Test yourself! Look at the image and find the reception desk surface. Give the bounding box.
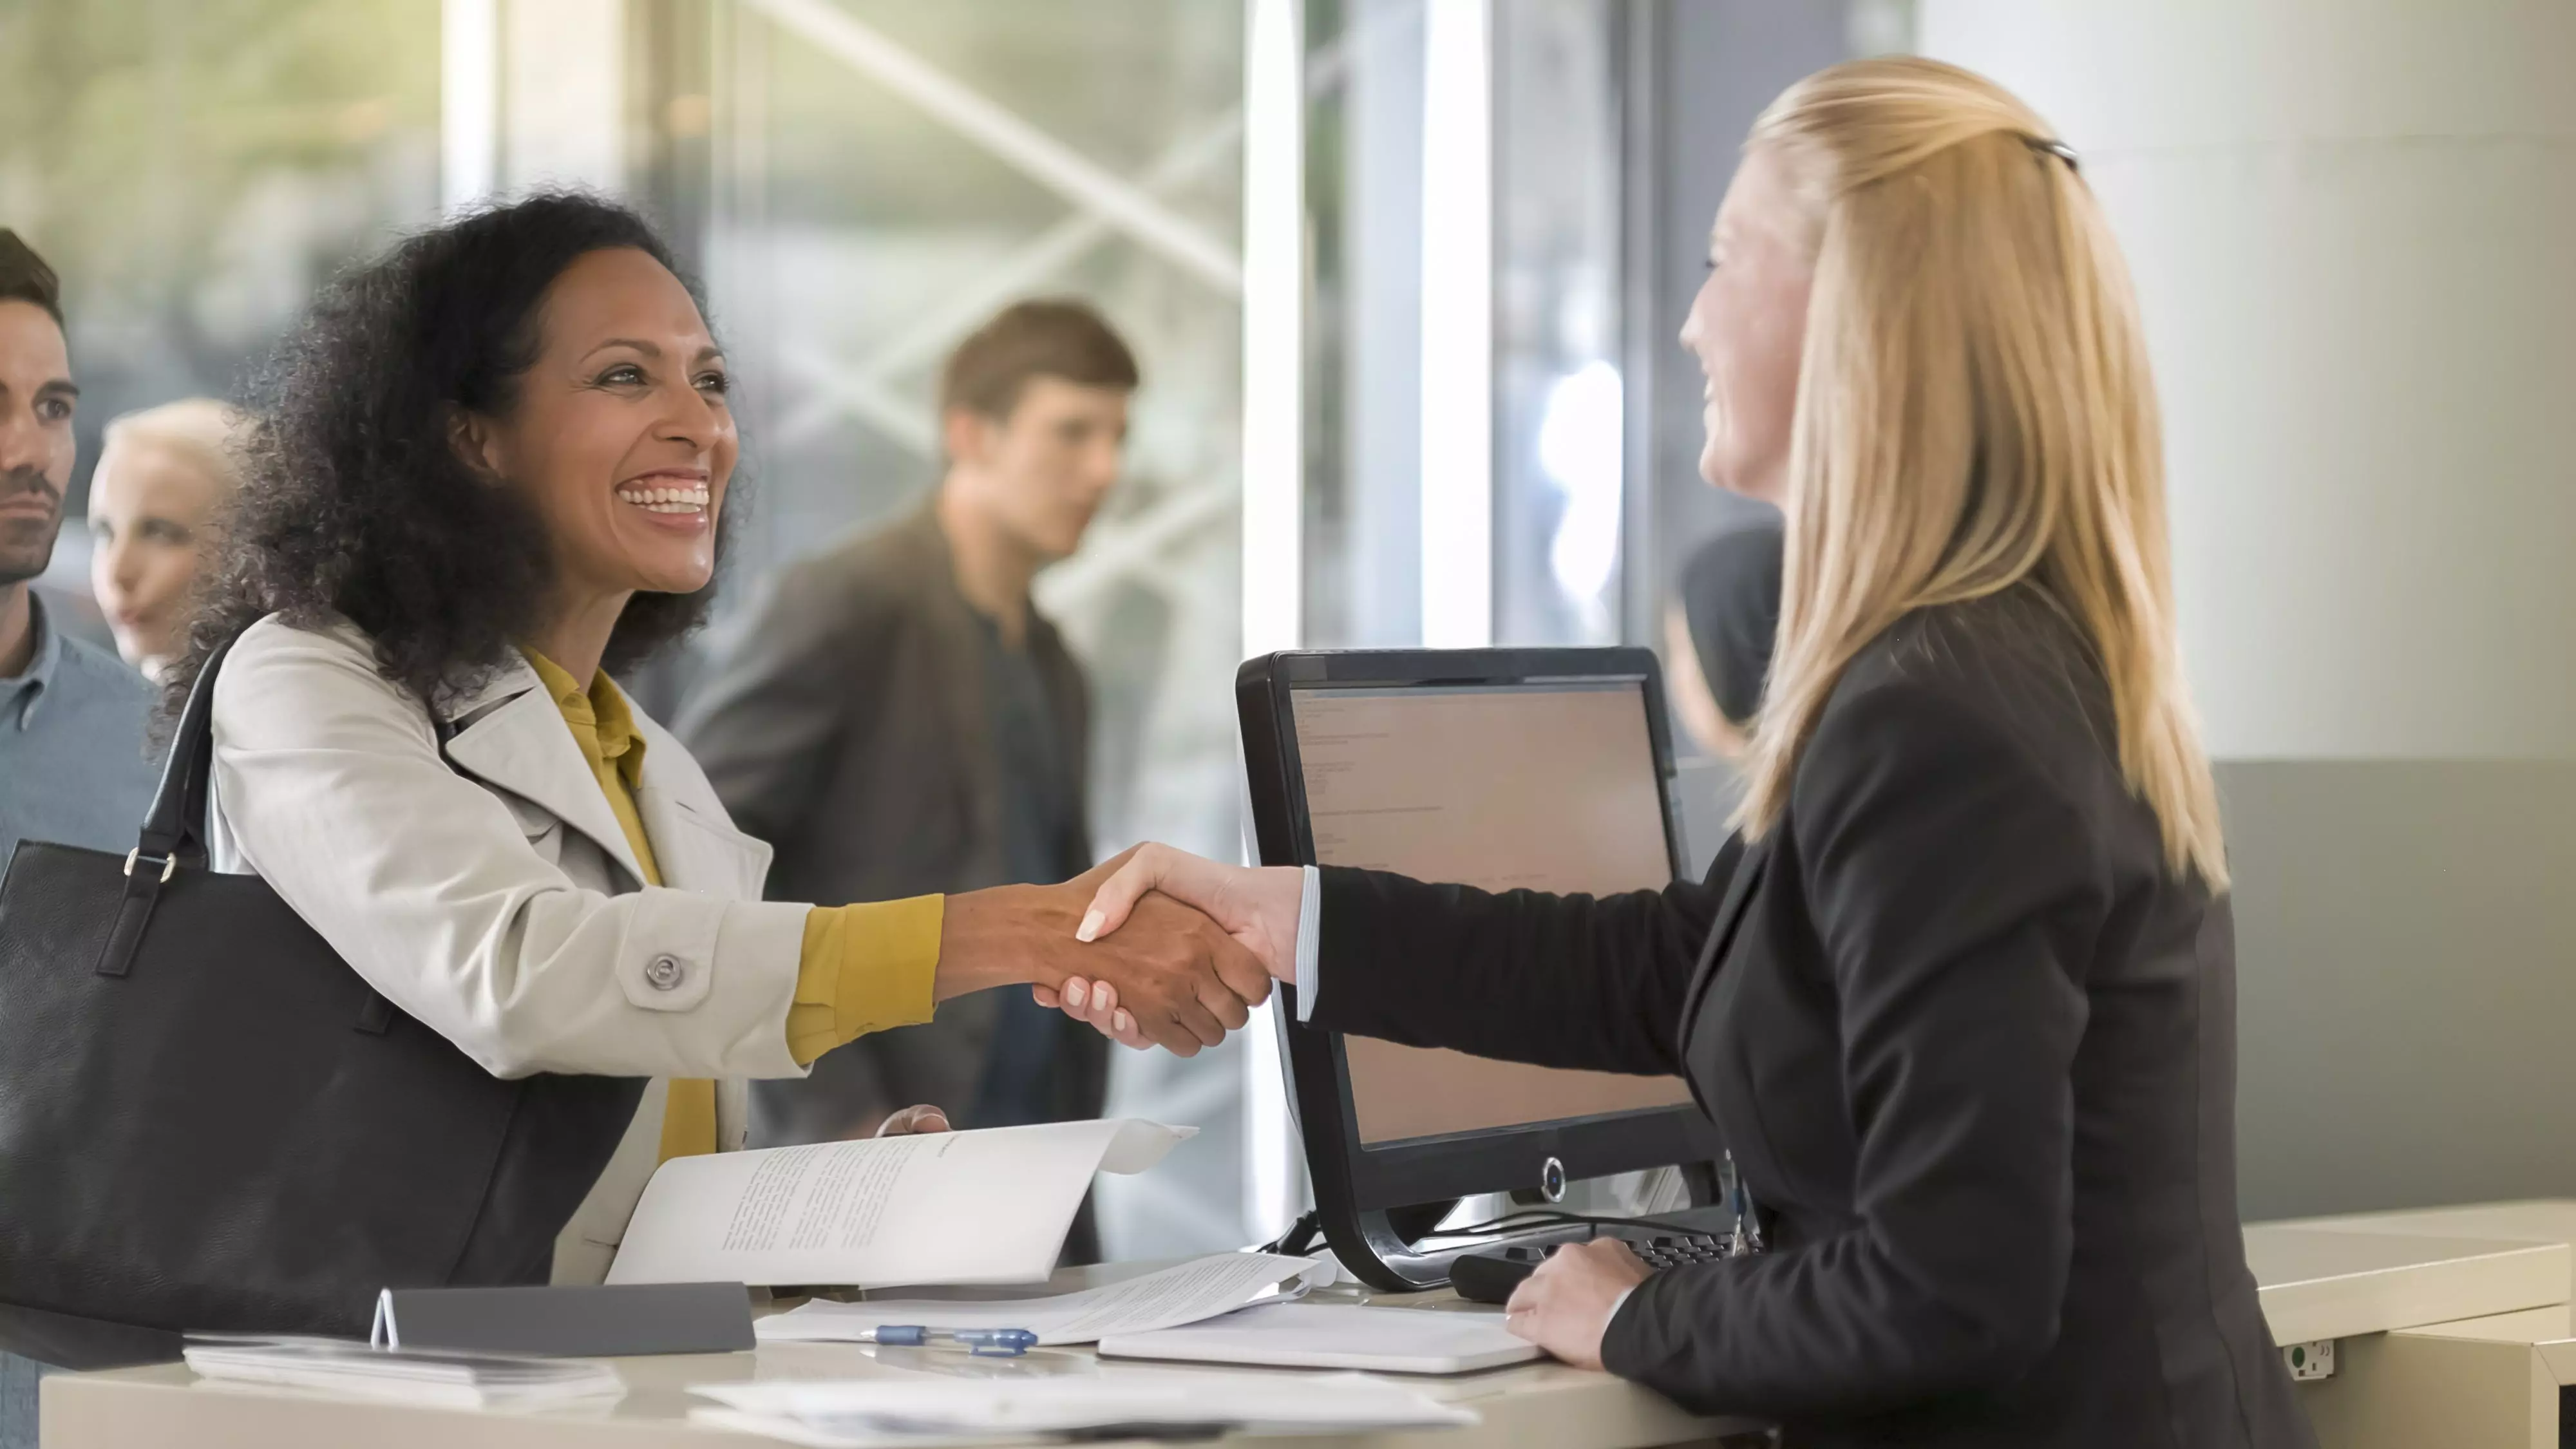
[2245,1222,2570,1343]
[43,1276,1754,1449]
[48,1206,2576,1448]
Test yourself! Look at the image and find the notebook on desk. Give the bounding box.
[1095,1302,1542,1374]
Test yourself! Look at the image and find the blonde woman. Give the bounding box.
[88,398,246,680]
[1050,59,2308,1446]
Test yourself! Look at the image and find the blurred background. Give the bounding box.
[5,0,2572,1256]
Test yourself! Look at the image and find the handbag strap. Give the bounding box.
[131,634,238,872]
[95,634,237,981]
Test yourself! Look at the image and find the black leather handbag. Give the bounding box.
[0,635,643,1364]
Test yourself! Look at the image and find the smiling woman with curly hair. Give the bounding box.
[172,198,715,712]
[164,193,1271,1288]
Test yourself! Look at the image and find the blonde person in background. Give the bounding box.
[1047,59,2311,1447]
[88,398,246,681]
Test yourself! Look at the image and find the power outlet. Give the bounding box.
[2282,1340,2336,1381]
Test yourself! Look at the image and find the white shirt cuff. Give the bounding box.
[1294,865,1321,1023]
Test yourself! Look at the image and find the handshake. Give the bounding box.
[934,845,1306,1056]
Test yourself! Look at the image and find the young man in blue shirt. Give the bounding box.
[0,229,157,1449]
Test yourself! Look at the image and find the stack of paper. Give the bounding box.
[690,1373,1476,1444]
[182,1337,624,1410]
[757,1253,1329,1347]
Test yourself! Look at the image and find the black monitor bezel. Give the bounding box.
[1238,647,1725,1221]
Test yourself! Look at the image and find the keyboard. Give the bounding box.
[1448,1223,1730,1305]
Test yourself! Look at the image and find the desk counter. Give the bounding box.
[54,1207,2576,1449]
[2256,1200,2576,1449]
[2244,1223,2570,1343]
[43,1282,1753,1449]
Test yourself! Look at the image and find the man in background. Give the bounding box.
[0,231,156,1449]
[681,300,1136,1252]
[0,231,154,866]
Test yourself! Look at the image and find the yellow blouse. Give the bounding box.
[520,650,943,1163]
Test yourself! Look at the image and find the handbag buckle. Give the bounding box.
[123,848,177,884]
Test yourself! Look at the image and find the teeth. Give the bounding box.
[618,482,710,515]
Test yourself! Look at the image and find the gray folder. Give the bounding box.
[371,1282,754,1357]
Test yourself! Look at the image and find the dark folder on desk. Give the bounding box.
[372,1282,754,1357]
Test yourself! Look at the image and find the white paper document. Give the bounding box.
[757,1253,1327,1347]
[689,1372,1475,1445]
[605,1119,1193,1289]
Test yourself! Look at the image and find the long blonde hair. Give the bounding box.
[1734,57,2226,889]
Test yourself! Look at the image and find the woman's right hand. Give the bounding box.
[1043,845,1303,1048]
[874,1104,951,1137]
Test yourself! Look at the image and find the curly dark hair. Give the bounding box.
[166,193,734,719]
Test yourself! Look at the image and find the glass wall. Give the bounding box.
[0,0,443,636]
[1,0,1264,1259]
[683,0,1253,1258]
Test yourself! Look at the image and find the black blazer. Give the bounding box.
[1311,589,2312,1448]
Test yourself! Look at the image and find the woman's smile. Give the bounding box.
[615,467,713,522]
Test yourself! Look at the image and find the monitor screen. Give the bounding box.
[1289,680,1696,1146]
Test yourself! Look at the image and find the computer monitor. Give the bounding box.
[1239,648,1725,1290]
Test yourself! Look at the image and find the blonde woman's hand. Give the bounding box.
[940,848,1272,1057]
[1036,844,1304,1050]
[1502,1238,1649,1370]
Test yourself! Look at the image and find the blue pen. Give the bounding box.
[858,1325,1039,1357]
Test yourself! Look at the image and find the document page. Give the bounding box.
[755,1253,1326,1346]
[605,1119,1193,1289]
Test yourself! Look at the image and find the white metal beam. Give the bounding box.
[440,0,499,211]
[774,23,1375,451]
[775,111,1248,448]
[774,342,939,457]
[1240,0,1307,1245]
[1241,0,1305,667]
[1035,484,1235,612]
[741,0,1244,293]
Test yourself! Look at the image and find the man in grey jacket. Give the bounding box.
[681,301,1136,1240]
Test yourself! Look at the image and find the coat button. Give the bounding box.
[644,954,687,991]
